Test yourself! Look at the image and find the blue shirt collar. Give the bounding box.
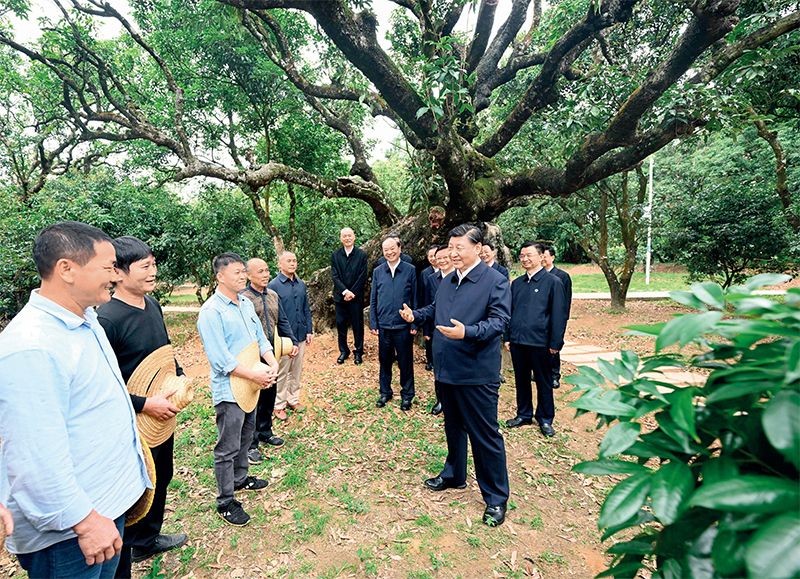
[28,290,92,330]
[214,288,239,305]
[277,272,295,284]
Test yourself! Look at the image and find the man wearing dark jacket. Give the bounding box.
[543,246,572,389]
[419,245,439,371]
[480,242,509,279]
[400,224,511,527]
[423,245,454,415]
[331,228,368,365]
[370,236,417,410]
[504,242,567,438]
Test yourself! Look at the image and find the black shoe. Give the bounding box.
[505,416,533,428]
[430,401,442,415]
[401,399,412,411]
[483,503,507,527]
[540,422,556,437]
[424,476,467,492]
[424,362,433,371]
[553,380,560,389]
[217,500,250,526]
[354,353,363,365]
[261,434,284,447]
[376,395,392,408]
[131,533,188,563]
[234,476,269,491]
[337,353,349,364]
[247,448,263,464]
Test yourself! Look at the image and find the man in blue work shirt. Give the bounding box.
[370,236,417,411]
[0,221,150,577]
[269,251,313,417]
[400,224,511,526]
[504,242,567,437]
[197,253,280,527]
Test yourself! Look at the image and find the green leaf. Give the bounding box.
[571,395,637,417]
[762,390,800,469]
[415,106,429,119]
[599,472,652,529]
[787,341,800,384]
[619,350,640,381]
[607,538,654,555]
[651,461,694,525]
[745,512,800,578]
[656,311,724,352]
[595,561,645,578]
[669,388,699,443]
[690,281,725,309]
[742,273,791,291]
[599,422,641,458]
[626,322,665,336]
[701,456,737,485]
[573,459,649,476]
[688,475,799,514]
[597,358,622,384]
[711,530,746,577]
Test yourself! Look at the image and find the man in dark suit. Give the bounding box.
[370,236,417,411]
[423,245,454,415]
[419,245,440,371]
[400,224,511,527]
[480,242,509,279]
[331,227,368,365]
[505,242,567,438]
[543,246,572,389]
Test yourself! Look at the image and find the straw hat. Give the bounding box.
[127,345,195,447]
[126,436,156,527]
[230,341,274,412]
[273,326,294,358]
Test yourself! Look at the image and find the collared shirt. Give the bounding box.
[456,260,481,285]
[196,290,272,406]
[0,291,149,554]
[344,246,353,257]
[526,266,544,281]
[239,284,297,345]
[506,269,567,350]
[268,274,313,342]
[370,260,417,330]
[387,260,400,278]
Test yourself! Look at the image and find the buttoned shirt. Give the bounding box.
[240,284,297,345]
[370,260,417,330]
[196,290,272,406]
[506,269,567,350]
[268,274,313,342]
[0,291,150,554]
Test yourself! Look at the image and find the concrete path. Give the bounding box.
[572,289,786,300]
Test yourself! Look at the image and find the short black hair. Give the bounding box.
[435,244,449,255]
[112,236,153,274]
[448,224,483,245]
[483,241,495,251]
[428,244,439,253]
[544,245,557,258]
[213,252,245,275]
[382,234,402,248]
[520,241,546,255]
[33,221,113,279]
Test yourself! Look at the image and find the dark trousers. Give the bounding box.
[213,402,255,508]
[550,350,562,385]
[18,516,125,578]
[510,343,555,424]
[424,336,433,365]
[115,435,174,577]
[249,385,276,450]
[437,381,509,506]
[335,299,364,355]
[378,328,415,401]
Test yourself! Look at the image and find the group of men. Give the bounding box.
[0,219,573,577]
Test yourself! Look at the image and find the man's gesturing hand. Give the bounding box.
[436,319,466,340]
[399,303,415,323]
[73,510,122,566]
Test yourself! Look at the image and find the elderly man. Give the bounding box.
[197,253,279,526]
[331,228,368,365]
[0,221,150,577]
[240,257,297,463]
[269,251,313,419]
[504,242,567,437]
[542,246,572,389]
[370,236,417,411]
[97,236,188,576]
[400,224,511,526]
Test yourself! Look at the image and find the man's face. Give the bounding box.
[247,259,270,290]
[543,250,555,269]
[340,229,355,248]
[449,236,480,271]
[427,248,437,267]
[480,245,495,264]
[218,261,248,294]
[116,255,157,296]
[520,246,543,271]
[70,240,118,308]
[280,253,298,276]
[382,238,400,263]
[435,250,452,271]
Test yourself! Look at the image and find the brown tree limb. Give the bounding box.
[465,0,499,74]
[751,110,799,232]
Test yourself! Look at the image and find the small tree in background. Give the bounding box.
[569,275,799,578]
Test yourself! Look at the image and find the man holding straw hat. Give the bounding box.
[97,236,190,576]
[197,253,279,527]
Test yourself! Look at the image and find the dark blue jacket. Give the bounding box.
[413,262,510,385]
[491,261,509,279]
[268,273,313,341]
[506,268,567,350]
[421,269,450,337]
[370,260,417,330]
[418,265,437,302]
[548,266,573,319]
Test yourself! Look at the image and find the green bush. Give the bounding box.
[569,274,799,578]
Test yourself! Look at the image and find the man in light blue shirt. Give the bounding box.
[0,221,150,578]
[197,253,279,527]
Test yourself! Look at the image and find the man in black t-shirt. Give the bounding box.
[97,237,188,577]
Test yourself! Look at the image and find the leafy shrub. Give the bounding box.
[569,274,799,578]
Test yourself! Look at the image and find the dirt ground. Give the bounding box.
[0,300,697,578]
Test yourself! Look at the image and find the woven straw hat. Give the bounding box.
[230,341,273,412]
[273,326,294,358]
[127,345,195,447]
[126,436,156,527]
